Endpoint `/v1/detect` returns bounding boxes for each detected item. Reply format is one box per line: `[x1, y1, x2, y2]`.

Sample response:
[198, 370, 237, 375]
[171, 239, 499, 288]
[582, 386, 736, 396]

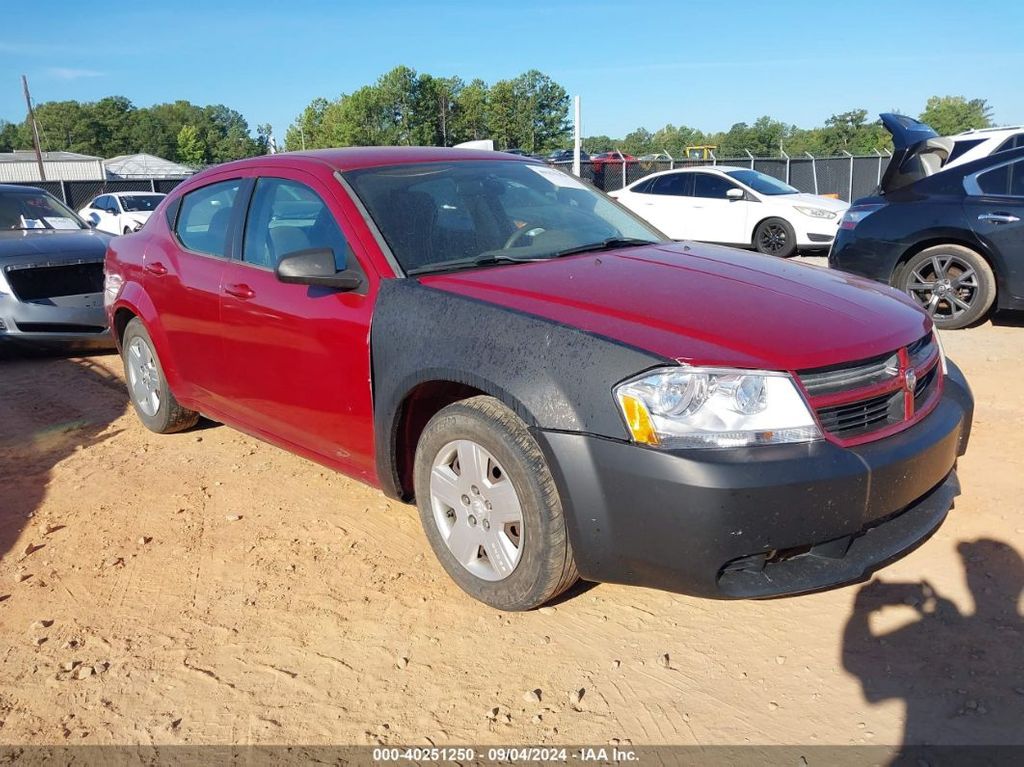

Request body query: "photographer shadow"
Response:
[842, 539, 1024, 747]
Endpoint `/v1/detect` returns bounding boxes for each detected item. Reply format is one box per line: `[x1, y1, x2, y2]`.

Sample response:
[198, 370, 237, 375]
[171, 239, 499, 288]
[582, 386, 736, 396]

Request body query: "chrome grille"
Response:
[798, 333, 940, 442]
[798, 352, 898, 396]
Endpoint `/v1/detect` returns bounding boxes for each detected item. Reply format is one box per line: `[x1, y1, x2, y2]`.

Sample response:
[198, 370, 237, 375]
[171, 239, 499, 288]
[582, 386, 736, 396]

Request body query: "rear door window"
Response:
[175, 179, 242, 258]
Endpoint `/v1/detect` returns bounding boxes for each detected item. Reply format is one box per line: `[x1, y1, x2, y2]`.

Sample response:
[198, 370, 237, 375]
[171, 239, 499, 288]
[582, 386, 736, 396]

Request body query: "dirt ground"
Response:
[1, 265, 1022, 747]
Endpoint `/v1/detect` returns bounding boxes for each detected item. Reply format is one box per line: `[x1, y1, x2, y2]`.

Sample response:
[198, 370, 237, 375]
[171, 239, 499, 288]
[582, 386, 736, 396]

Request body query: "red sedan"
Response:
[104, 148, 973, 610]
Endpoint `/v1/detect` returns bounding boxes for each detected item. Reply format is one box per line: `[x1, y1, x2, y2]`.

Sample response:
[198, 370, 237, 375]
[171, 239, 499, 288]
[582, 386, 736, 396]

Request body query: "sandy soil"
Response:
[1, 287, 1022, 746]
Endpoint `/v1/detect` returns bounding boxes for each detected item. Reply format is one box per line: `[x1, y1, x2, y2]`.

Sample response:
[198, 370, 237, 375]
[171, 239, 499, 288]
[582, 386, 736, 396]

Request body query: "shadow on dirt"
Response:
[843, 538, 1024, 749]
[0, 346, 126, 583]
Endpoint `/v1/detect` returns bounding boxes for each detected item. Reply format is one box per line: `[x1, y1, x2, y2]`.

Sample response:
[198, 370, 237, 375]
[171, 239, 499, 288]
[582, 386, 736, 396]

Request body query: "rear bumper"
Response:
[535, 361, 973, 599]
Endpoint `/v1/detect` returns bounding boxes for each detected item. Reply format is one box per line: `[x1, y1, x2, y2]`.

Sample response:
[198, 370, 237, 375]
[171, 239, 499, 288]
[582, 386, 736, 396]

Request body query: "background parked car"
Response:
[547, 148, 591, 164]
[609, 166, 849, 257]
[0, 184, 112, 347]
[831, 114, 1024, 329]
[79, 192, 166, 235]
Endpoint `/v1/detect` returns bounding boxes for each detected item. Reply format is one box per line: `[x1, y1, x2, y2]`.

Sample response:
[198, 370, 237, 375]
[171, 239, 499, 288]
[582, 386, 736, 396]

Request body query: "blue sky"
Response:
[3, 0, 1023, 145]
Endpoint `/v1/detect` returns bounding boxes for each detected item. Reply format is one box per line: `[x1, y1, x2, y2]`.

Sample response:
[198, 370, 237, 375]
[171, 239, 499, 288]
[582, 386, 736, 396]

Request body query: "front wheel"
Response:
[897, 245, 996, 329]
[122, 318, 199, 433]
[413, 396, 578, 611]
[753, 217, 797, 258]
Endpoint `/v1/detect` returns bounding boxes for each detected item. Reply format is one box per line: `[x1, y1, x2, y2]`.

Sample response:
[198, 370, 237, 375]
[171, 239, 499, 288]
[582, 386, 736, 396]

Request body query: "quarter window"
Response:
[175, 179, 242, 258]
[242, 178, 353, 270]
[976, 160, 1024, 197]
[692, 174, 740, 199]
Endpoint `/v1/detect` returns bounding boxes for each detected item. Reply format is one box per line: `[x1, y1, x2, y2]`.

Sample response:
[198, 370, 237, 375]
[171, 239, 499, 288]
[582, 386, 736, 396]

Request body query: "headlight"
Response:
[0, 268, 10, 295]
[615, 366, 821, 449]
[794, 206, 837, 220]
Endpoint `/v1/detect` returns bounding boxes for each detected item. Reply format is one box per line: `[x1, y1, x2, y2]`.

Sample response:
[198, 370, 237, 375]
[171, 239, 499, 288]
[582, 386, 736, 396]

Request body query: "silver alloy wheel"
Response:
[906, 253, 979, 322]
[429, 439, 524, 582]
[126, 336, 161, 417]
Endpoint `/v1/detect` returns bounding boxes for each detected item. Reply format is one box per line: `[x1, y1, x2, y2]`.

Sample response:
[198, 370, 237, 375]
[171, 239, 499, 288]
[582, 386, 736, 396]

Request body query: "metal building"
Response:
[0, 150, 105, 182]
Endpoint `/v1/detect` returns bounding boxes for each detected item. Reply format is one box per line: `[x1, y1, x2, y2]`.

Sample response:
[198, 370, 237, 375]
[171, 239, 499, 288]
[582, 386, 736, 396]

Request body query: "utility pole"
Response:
[572, 96, 581, 178]
[21, 75, 46, 181]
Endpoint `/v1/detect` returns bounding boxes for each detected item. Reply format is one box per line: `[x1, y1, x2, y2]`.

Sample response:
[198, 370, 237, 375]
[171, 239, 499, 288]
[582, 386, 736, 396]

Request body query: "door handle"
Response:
[978, 212, 1020, 224]
[224, 283, 255, 300]
[144, 261, 167, 276]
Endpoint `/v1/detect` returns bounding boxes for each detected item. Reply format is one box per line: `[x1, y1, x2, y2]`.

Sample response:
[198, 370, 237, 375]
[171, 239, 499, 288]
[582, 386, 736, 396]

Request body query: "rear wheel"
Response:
[413, 396, 578, 611]
[897, 244, 996, 329]
[753, 217, 797, 258]
[122, 318, 199, 434]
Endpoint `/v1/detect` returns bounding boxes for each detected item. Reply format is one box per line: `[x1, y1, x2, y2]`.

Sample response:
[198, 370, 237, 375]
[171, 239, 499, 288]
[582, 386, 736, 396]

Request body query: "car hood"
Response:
[419, 242, 929, 371]
[773, 192, 849, 212]
[0, 228, 111, 263]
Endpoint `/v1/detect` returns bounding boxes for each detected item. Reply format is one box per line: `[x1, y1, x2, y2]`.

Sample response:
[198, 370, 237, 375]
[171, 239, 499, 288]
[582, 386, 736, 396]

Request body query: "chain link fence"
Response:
[557, 152, 892, 201]
[8, 178, 187, 211]
[11, 153, 892, 210]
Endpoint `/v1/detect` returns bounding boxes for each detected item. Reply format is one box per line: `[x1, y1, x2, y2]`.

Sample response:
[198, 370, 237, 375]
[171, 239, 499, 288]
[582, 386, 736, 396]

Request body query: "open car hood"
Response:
[879, 113, 954, 194]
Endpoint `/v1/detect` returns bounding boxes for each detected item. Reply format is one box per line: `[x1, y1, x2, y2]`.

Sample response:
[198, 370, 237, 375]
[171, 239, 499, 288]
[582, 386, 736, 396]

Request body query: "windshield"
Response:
[0, 190, 86, 231]
[345, 160, 663, 275]
[120, 194, 164, 212]
[724, 169, 799, 196]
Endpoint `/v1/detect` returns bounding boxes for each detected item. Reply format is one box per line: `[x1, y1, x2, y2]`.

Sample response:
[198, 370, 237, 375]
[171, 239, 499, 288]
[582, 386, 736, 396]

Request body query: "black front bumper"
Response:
[535, 361, 974, 599]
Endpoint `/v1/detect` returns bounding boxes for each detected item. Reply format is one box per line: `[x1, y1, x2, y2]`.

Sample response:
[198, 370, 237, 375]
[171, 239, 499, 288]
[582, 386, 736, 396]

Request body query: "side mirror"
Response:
[276, 247, 362, 291]
[726, 188, 745, 200]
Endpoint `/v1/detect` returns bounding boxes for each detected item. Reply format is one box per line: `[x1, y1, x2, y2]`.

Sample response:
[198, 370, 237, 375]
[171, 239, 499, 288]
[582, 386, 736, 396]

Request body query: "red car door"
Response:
[215, 168, 379, 482]
[142, 174, 244, 405]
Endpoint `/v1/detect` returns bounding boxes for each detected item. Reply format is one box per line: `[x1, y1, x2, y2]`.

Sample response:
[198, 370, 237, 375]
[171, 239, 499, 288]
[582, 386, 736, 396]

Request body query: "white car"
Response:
[78, 192, 166, 235]
[609, 166, 849, 257]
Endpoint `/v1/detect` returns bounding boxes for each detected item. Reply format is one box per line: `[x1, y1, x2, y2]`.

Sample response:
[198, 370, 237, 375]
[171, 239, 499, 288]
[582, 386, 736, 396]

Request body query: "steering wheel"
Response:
[503, 224, 547, 249]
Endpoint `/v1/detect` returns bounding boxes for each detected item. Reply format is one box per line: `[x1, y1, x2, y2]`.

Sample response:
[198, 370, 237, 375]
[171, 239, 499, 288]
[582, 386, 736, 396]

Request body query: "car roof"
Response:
[954, 126, 1024, 139]
[110, 190, 165, 197]
[190, 147, 538, 182]
[0, 183, 44, 194]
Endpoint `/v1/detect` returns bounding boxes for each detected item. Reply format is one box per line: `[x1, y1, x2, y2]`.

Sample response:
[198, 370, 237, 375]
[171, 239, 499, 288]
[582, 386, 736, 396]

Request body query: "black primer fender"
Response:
[371, 278, 670, 499]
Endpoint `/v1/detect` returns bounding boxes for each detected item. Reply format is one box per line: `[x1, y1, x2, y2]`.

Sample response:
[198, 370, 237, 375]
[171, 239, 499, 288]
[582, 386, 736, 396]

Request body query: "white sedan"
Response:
[609, 166, 848, 257]
[78, 192, 166, 235]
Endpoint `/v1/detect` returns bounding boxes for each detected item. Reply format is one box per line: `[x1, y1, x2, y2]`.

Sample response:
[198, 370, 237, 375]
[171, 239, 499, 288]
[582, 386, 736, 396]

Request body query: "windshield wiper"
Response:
[407, 253, 550, 276]
[550, 237, 657, 258]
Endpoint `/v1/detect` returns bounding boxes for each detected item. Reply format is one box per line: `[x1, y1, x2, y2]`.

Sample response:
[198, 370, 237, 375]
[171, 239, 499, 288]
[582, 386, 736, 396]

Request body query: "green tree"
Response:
[452, 78, 488, 143]
[920, 96, 993, 135]
[0, 120, 26, 151]
[487, 79, 521, 149]
[621, 128, 654, 156]
[511, 70, 570, 153]
[176, 124, 206, 167]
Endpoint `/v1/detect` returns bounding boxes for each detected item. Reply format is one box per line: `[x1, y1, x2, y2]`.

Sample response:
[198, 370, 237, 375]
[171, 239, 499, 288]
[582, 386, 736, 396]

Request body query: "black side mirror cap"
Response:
[276, 247, 362, 291]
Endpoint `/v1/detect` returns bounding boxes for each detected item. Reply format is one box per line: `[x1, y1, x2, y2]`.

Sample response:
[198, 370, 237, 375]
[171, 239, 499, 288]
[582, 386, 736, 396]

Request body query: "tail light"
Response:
[839, 203, 884, 230]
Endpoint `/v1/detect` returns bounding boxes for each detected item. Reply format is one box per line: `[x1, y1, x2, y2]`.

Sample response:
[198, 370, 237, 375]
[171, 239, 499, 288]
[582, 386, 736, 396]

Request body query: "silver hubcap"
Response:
[906, 254, 978, 321]
[429, 439, 524, 582]
[127, 337, 161, 417]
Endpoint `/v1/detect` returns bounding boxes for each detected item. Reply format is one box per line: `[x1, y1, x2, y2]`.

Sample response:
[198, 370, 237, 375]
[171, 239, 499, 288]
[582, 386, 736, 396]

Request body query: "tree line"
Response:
[586, 96, 994, 158]
[0, 96, 268, 166]
[283, 66, 571, 154]
[0, 66, 995, 166]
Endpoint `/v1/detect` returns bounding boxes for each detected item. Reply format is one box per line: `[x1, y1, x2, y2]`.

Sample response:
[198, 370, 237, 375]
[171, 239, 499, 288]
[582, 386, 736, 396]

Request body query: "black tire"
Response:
[413, 396, 578, 611]
[753, 217, 797, 258]
[121, 318, 199, 434]
[897, 244, 996, 330]
[123, 226, 132, 235]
